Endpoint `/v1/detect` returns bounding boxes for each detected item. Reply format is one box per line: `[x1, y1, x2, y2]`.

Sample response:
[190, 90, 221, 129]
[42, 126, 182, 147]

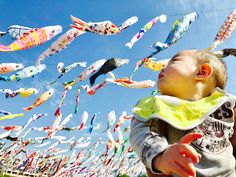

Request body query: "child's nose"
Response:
[160, 68, 165, 74]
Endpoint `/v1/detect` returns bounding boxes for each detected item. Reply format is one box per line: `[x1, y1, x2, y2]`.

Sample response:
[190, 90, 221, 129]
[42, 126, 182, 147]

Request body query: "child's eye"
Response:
[172, 58, 179, 62]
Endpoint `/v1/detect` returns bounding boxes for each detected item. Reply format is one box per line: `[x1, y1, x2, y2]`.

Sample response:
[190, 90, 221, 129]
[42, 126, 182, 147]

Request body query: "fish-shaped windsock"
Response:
[54, 87, 71, 116]
[0, 64, 46, 81]
[144, 58, 170, 71]
[0, 112, 24, 121]
[126, 15, 167, 48]
[130, 57, 169, 79]
[151, 12, 198, 55]
[49, 61, 87, 85]
[74, 88, 81, 114]
[208, 9, 236, 51]
[2, 125, 22, 131]
[77, 59, 106, 82]
[23, 88, 54, 111]
[104, 111, 116, 132]
[81, 80, 107, 96]
[89, 58, 129, 86]
[57, 61, 87, 74]
[16, 88, 39, 98]
[0, 63, 24, 74]
[36, 28, 85, 66]
[114, 112, 126, 132]
[63, 59, 106, 88]
[78, 111, 89, 130]
[0, 89, 19, 98]
[106, 72, 156, 88]
[0, 88, 38, 98]
[60, 114, 73, 127]
[106, 129, 115, 151]
[89, 113, 97, 133]
[71, 15, 138, 35]
[0, 25, 62, 52]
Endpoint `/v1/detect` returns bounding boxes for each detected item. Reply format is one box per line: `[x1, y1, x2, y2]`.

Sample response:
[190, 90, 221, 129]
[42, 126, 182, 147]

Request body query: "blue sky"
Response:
[0, 0, 236, 156]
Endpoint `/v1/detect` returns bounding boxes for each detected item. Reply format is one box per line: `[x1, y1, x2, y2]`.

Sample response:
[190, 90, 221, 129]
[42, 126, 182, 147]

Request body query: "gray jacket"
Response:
[129, 89, 236, 177]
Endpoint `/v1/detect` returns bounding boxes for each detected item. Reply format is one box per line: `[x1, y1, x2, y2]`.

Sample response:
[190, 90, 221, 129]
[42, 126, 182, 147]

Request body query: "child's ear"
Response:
[194, 63, 213, 81]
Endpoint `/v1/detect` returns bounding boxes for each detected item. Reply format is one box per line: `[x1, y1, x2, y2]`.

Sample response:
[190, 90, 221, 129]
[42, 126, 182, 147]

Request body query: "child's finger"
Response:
[176, 154, 196, 176]
[179, 132, 203, 144]
[171, 162, 194, 177]
[177, 144, 201, 164]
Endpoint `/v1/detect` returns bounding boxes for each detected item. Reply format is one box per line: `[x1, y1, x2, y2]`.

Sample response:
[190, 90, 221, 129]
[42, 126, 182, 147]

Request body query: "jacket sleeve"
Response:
[129, 115, 169, 174]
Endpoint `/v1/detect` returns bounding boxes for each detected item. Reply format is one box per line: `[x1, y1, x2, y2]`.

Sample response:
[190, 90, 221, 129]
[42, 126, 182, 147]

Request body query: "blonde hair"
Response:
[193, 50, 227, 89]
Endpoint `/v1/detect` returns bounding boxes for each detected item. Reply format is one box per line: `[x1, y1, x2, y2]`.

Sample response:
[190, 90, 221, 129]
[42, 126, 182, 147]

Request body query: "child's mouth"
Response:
[158, 74, 164, 80]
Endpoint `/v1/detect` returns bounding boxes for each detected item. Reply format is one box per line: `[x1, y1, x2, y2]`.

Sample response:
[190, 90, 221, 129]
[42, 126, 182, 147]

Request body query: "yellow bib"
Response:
[133, 89, 226, 130]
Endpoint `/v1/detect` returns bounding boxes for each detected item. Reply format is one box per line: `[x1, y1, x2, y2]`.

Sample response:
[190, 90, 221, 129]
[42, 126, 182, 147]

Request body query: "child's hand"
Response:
[153, 132, 203, 177]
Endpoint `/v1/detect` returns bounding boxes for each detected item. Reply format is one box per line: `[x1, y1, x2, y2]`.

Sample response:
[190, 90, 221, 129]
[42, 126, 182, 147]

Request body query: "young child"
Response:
[129, 49, 236, 177]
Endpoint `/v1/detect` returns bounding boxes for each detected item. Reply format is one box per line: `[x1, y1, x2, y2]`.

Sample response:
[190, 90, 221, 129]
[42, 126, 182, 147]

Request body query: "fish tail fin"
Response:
[78, 123, 85, 130]
[125, 42, 133, 49]
[0, 31, 7, 38]
[151, 41, 168, 51]
[48, 80, 56, 85]
[54, 107, 61, 116]
[89, 127, 93, 133]
[89, 73, 99, 86]
[41, 137, 48, 144]
[113, 125, 119, 132]
[23, 106, 33, 111]
[70, 15, 87, 31]
[57, 74, 63, 79]
[0, 76, 11, 81]
[102, 128, 108, 133]
[0, 44, 11, 52]
[5, 93, 9, 98]
[5, 93, 9, 99]
[74, 106, 78, 114]
[63, 80, 75, 89]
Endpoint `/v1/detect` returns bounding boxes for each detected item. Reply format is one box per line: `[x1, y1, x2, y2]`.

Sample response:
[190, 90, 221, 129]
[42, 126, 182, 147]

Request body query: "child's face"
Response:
[157, 50, 199, 98]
